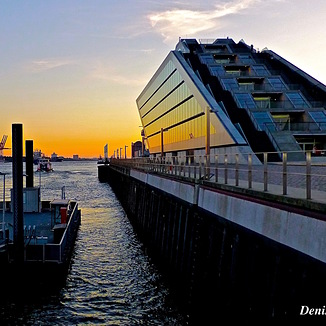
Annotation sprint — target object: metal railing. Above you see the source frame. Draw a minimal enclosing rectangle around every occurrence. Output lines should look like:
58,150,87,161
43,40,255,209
16,201,80,263
264,122,325,132
110,150,326,202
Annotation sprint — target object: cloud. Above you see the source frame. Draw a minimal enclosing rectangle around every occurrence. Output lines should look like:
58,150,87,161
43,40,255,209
88,61,147,87
28,58,76,73
148,0,260,42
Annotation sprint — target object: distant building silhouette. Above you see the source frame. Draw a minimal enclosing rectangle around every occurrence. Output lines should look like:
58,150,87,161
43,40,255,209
131,141,143,157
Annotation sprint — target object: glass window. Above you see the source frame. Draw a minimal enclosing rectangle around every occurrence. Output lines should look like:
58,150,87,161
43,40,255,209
251,65,270,77
286,92,310,108
141,69,185,120
253,97,271,109
267,77,288,91
252,112,275,131
221,78,238,91
138,60,176,109
145,98,202,135
238,82,255,91
238,54,255,64
214,58,230,64
198,54,216,65
309,111,326,130
209,65,225,77
234,93,256,109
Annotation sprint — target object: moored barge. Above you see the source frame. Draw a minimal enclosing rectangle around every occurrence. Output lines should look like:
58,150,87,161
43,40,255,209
0,195,81,287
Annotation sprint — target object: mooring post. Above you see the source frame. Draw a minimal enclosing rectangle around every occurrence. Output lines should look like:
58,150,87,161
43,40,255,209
264,152,268,192
282,152,287,195
235,153,239,186
25,140,34,188
248,154,252,189
12,123,24,263
224,154,228,184
306,151,311,200
215,154,218,183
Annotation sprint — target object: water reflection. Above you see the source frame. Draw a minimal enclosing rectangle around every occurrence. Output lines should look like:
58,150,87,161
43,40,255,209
0,161,186,325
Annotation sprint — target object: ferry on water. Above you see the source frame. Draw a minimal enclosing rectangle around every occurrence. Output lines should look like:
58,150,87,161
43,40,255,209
36,157,53,172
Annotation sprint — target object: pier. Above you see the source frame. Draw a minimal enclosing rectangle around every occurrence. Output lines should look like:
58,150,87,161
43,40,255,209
0,124,82,289
99,151,326,322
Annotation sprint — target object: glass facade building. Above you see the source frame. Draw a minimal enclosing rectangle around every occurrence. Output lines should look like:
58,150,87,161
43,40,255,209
136,45,247,158
138,60,209,154
137,38,326,161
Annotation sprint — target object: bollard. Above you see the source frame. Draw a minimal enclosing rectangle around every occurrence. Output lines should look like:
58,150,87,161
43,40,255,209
224,154,228,184
306,151,311,200
25,140,34,188
235,154,239,186
264,152,268,192
282,152,287,195
12,124,24,263
248,154,252,189
215,155,218,183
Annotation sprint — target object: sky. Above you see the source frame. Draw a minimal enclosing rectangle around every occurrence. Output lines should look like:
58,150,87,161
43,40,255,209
1,0,326,158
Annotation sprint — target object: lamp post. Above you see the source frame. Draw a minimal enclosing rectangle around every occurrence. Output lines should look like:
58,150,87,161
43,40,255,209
140,128,145,157
0,172,8,240
160,128,169,157
206,106,211,157
124,145,128,159
160,128,164,157
38,170,42,201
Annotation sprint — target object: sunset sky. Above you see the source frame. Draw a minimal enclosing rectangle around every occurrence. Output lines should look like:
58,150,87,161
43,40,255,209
1,0,326,158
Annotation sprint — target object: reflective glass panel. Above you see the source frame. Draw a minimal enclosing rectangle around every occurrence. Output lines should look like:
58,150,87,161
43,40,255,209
286,92,310,108
234,93,256,109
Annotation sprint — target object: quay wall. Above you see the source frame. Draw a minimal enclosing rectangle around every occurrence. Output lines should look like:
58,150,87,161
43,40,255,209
98,164,326,322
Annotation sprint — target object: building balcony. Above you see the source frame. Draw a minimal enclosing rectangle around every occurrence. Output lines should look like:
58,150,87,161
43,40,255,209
264,122,326,133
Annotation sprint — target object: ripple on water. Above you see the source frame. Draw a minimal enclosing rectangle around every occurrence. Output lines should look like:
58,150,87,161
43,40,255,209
0,161,187,325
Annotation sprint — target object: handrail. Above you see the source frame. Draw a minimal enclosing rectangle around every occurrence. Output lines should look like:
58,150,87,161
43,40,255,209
264,122,323,133
22,201,80,263
109,150,326,203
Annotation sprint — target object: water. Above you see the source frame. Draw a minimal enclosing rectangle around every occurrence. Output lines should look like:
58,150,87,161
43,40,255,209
0,160,187,325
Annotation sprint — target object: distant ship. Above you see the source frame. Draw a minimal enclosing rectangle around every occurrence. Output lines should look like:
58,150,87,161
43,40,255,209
33,149,42,165
97,155,110,165
50,152,63,162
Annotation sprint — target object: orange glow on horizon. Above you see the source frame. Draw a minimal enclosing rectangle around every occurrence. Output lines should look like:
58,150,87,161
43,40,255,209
2,122,143,159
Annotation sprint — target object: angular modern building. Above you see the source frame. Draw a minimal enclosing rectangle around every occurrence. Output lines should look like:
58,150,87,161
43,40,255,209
136,37,326,161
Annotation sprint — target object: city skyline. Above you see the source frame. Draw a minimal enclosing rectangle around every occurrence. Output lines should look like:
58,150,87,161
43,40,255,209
1,0,326,158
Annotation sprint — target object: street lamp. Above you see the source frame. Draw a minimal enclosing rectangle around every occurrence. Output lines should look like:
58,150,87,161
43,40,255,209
160,128,169,157
0,172,8,240
124,145,128,159
161,128,164,157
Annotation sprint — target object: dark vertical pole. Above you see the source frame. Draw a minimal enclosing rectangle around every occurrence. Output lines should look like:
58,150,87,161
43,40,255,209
26,140,34,188
160,128,164,157
12,123,24,263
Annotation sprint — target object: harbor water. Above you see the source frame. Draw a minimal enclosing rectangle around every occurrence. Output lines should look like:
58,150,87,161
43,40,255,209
0,160,187,325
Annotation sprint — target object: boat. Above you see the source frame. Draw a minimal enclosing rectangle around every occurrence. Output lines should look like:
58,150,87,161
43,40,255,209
0,195,81,287
36,157,53,172
97,155,110,165
51,152,63,162
33,149,42,165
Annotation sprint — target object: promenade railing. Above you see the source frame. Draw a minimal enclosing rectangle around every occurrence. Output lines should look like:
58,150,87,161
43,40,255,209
8,201,81,263
110,150,326,203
